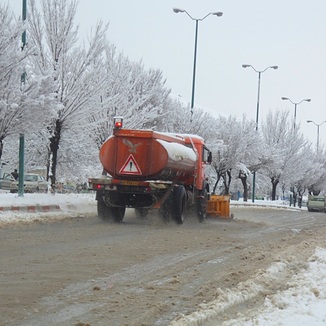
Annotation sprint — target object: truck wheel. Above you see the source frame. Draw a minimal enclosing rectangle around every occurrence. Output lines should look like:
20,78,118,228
135,208,148,219
111,207,126,223
196,188,208,222
158,193,172,223
159,206,170,223
97,196,111,221
172,186,186,224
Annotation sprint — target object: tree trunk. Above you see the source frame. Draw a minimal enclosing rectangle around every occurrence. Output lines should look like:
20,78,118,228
298,194,302,208
293,191,297,207
271,177,279,201
47,120,62,191
0,137,3,160
239,173,248,202
297,188,305,208
213,173,221,194
222,170,232,195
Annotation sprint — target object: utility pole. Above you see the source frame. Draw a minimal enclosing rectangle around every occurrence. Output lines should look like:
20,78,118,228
18,0,27,197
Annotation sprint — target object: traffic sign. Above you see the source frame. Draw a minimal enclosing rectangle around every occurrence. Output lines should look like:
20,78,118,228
119,154,142,175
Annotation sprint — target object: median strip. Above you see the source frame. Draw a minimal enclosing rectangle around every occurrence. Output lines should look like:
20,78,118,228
0,205,61,212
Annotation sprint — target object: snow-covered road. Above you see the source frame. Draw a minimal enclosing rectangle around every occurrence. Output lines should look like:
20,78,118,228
0,193,326,326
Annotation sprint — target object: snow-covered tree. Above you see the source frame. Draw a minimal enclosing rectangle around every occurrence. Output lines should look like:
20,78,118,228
234,116,264,201
209,115,244,195
87,44,172,150
3,1,326,197
282,143,311,207
28,0,108,188
261,110,307,200
206,114,264,197
305,147,326,196
0,3,43,160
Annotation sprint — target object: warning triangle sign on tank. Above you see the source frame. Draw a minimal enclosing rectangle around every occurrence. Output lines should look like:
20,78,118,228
119,154,142,175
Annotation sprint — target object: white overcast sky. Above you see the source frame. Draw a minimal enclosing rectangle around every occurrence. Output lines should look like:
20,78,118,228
9,0,326,146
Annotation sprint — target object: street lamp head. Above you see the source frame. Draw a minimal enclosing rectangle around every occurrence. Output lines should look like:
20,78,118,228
305,99,311,102
271,65,278,69
173,7,185,13
281,97,289,100
211,12,223,17
242,64,251,68
307,120,312,123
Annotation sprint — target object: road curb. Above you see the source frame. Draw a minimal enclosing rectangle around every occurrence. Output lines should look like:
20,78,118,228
231,203,303,211
0,205,61,213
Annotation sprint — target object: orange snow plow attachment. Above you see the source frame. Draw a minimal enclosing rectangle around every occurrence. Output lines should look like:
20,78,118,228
207,195,231,218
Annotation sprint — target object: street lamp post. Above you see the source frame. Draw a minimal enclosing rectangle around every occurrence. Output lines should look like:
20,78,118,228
173,8,223,121
18,0,27,197
307,120,326,154
21,0,27,83
242,64,278,202
281,97,311,129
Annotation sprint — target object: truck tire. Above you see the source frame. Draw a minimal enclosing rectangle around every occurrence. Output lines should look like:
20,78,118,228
111,207,126,223
135,208,149,219
97,196,125,222
159,203,171,223
97,196,111,221
159,195,172,223
196,187,208,222
172,186,186,224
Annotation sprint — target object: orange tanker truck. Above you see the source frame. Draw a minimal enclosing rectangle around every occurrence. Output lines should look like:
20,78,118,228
88,117,215,224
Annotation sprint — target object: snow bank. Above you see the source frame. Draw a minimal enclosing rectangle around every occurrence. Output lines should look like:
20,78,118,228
170,248,326,326
0,192,96,224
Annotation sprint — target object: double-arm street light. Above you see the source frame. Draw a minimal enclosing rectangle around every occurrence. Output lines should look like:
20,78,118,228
242,64,278,202
281,97,311,129
242,65,278,130
307,120,326,154
173,8,223,121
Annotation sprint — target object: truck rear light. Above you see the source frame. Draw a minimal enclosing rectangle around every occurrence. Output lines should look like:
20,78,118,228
145,187,152,193
114,116,123,129
95,184,103,189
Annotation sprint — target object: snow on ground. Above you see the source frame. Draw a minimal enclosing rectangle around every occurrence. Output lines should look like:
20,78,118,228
172,247,326,326
226,247,326,326
1,192,325,325
232,198,304,209
0,191,96,224
0,191,96,207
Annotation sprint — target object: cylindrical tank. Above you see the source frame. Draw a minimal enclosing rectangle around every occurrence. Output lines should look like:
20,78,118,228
99,134,197,182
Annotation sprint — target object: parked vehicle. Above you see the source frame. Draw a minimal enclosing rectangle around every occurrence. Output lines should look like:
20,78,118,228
0,173,48,193
307,195,326,212
88,117,226,224
0,173,16,192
